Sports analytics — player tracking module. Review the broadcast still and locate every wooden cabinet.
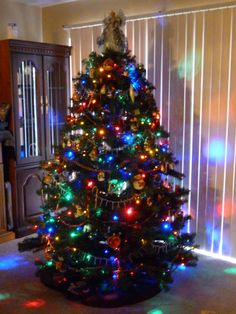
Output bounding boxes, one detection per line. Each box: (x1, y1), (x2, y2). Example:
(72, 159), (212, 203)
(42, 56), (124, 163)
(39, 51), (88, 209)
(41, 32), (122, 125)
(0, 40), (71, 237)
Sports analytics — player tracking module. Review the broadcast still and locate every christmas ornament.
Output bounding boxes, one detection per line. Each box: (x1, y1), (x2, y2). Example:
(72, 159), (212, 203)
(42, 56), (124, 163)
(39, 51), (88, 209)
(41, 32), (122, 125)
(129, 84), (135, 102)
(55, 261), (63, 270)
(83, 224), (92, 232)
(89, 147), (98, 161)
(43, 175), (53, 185)
(133, 173), (145, 190)
(90, 68), (95, 78)
(130, 117), (138, 131)
(74, 205), (82, 218)
(103, 58), (114, 71)
(107, 234), (121, 249)
(147, 197), (153, 206)
(97, 171), (105, 182)
(72, 91), (80, 101)
(101, 84), (106, 94)
(108, 179), (128, 196)
(163, 179), (170, 189)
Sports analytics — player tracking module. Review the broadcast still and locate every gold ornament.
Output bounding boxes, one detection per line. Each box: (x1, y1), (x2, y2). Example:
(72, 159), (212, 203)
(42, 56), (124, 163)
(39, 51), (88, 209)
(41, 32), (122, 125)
(129, 84), (135, 103)
(130, 117), (138, 132)
(103, 58), (114, 71)
(97, 171), (105, 182)
(147, 197), (153, 206)
(101, 84), (106, 94)
(90, 68), (96, 78)
(72, 91), (80, 101)
(55, 261), (63, 270)
(74, 205), (82, 218)
(144, 138), (152, 151)
(89, 147), (98, 161)
(43, 175), (52, 185)
(133, 173), (145, 190)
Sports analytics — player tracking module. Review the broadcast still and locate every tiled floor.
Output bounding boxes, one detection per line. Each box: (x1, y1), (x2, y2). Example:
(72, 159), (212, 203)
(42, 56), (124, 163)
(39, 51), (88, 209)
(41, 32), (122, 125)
(0, 236), (235, 314)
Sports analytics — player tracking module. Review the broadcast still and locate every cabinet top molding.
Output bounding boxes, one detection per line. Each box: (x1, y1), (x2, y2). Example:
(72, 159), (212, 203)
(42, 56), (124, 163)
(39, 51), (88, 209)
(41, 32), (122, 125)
(1, 39), (71, 57)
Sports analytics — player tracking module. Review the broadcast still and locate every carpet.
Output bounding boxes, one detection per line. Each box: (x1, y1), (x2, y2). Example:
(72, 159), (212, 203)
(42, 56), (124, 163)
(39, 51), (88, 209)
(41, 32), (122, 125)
(0, 236), (235, 314)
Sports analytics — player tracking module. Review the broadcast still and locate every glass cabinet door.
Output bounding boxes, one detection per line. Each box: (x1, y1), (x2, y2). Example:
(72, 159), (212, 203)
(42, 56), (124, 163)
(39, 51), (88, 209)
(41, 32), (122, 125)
(13, 54), (45, 164)
(44, 56), (69, 160)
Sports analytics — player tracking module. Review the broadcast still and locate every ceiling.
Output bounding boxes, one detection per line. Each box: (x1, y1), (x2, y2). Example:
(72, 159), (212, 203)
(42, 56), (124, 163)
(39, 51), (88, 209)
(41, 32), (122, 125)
(12, 0), (78, 7)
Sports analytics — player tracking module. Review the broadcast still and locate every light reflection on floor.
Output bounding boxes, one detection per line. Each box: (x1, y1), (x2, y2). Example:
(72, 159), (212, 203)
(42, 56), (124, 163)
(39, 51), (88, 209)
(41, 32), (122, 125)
(0, 253), (29, 270)
(22, 298), (46, 308)
(147, 310), (163, 314)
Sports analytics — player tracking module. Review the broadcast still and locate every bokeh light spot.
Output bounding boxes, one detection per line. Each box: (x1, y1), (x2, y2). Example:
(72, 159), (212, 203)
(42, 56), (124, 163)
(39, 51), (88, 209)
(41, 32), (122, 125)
(22, 299), (46, 308)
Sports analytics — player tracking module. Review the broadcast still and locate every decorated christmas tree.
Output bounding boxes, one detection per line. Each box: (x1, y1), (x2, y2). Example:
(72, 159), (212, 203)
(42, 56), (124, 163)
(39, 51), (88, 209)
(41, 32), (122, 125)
(37, 11), (197, 306)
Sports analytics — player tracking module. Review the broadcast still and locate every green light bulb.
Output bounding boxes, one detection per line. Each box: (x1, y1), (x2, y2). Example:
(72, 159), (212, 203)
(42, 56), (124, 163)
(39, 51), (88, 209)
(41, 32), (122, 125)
(46, 260), (53, 267)
(95, 208), (102, 217)
(64, 191), (73, 201)
(86, 254), (91, 261)
(70, 232), (78, 238)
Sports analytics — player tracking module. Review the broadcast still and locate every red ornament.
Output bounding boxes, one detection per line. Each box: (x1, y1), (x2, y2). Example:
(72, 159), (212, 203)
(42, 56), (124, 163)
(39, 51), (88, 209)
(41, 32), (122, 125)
(107, 235), (121, 249)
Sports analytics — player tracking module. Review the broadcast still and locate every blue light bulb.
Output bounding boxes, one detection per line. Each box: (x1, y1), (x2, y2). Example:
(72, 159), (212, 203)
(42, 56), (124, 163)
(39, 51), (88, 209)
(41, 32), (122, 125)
(64, 150), (75, 160)
(162, 222), (171, 231)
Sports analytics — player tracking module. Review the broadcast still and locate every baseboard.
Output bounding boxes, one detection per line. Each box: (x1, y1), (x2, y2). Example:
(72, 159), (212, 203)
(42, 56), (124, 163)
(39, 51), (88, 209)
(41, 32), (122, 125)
(0, 231), (15, 243)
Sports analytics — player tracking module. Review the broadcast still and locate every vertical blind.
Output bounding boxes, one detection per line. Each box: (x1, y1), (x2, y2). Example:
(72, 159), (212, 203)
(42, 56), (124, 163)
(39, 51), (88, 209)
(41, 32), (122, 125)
(69, 5), (236, 258)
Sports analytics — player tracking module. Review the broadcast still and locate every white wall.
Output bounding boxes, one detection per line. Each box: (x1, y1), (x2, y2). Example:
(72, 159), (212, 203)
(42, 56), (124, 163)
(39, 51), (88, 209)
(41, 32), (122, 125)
(0, 0), (42, 41)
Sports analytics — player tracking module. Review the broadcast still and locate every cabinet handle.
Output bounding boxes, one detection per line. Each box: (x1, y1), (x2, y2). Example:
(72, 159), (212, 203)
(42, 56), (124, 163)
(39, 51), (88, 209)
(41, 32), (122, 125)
(45, 96), (49, 114)
(40, 96), (44, 115)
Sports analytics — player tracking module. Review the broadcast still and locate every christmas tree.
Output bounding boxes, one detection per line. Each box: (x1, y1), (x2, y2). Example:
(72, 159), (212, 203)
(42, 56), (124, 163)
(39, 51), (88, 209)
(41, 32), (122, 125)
(37, 11), (197, 306)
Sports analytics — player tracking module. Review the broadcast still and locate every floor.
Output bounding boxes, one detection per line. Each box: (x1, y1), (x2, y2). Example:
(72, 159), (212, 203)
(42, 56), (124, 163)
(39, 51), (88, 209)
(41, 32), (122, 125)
(0, 236), (235, 314)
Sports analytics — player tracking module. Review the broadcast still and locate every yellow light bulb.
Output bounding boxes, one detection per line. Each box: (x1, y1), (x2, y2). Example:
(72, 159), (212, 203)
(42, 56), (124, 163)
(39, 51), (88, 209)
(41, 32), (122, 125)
(99, 129), (105, 136)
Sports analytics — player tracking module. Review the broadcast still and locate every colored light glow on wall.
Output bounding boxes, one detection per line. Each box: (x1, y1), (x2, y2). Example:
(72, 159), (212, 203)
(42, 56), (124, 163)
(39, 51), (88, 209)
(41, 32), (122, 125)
(205, 139), (226, 162)
(0, 293), (11, 300)
(224, 267), (236, 275)
(22, 299), (46, 308)
(0, 254), (29, 270)
(177, 50), (201, 80)
(217, 199), (233, 218)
